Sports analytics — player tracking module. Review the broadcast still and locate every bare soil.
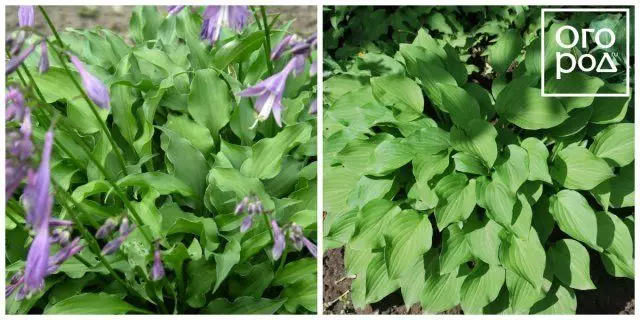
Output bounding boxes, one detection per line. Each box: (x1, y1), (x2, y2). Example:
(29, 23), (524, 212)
(323, 248), (634, 315)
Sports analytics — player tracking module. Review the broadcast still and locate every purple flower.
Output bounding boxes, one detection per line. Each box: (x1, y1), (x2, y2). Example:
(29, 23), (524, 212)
(48, 237), (83, 274)
(50, 227), (71, 245)
(271, 34), (294, 60)
(6, 43), (36, 75)
(289, 223), (317, 257)
(101, 236), (126, 255)
(234, 196), (249, 214)
(23, 130), (53, 230)
(5, 109), (33, 200)
(18, 6), (35, 27)
(151, 247), (165, 281)
(240, 215), (253, 233)
(69, 55), (110, 109)
(95, 217), (118, 239)
(39, 41), (49, 73)
(6, 86), (27, 122)
(309, 98), (317, 115)
(5, 272), (24, 298)
(201, 6), (250, 45)
(49, 218), (73, 227)
(271, 220), (285, 260)
(23, 229), (50, 295)
(239, 56), (303, 128)
(167, 5), (186, 16)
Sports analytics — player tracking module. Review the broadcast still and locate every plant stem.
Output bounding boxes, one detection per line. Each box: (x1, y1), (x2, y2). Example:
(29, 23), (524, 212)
(39, 7), (129, 177)
(73, 255), (94, 268)
(262, 213), (275, 243)
(260, 6), (275, 75)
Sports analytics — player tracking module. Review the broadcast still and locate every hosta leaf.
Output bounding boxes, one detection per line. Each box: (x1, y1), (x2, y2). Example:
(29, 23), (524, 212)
(550, 145), (614, 190)
(439, 224), (473, 274)
(44, 293), (150, 314)
(453, 152), (489, 176)
(347, 176), (395, 209)
(495, 78), (568, 130)
(549, 190), (601, 251)
(213, 31), (267, 69)
(499, 227), (546, 289)
(460, 262), (505, 314)
(366, 138), (413, 176)
(241, 123), (312, 179)
(399, 255), (426, 306)
(350, 199), (401, 249)
(281, 275), (316, 313)
(506, 270), (544, 314)
(437, 84), (481, 127)
(413, 150), (450, 183)
(520, 137), (552, 183)
(530, 279), (577, 314)
(596, 211), (634, 275)
(492, 145), (529, 193)
(159, 127), (208, 204)
(485, 180), (529, 238)
(464, 215), (503, 265)
(212, 239), (241, 293)
(590, 84), (630, 124)
(208, 167), (275, 211)
(273, 258), (316, 286)
(405, 127), (450, 154)
(545, 72), (604, 111)
(203, 297), (285, 314)
(116, 172), (194, 197)
(421, 250), (468, 313)
(591, 163), (634, 209)
(589, 123), (634, 167)
(164, 114), (214, 156)
(601, 251), (634, 279)
(384, 210), (432, 279)
(370, 74), (424, 121)
(365, 251), (399, 304)
(188, 69), (232, 142)
(487, 29), (523, 73)
(435, 179), (476, 230)
(450, 119), (498, 168)
(548, 239), (596, 290)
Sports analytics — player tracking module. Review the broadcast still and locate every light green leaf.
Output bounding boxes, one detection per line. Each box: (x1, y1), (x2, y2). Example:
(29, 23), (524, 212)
(492, 145), (529, 193)
(548, 239), (596, 290)
(464, 216), (503, 265)
(188, 69), (232, 142)
(551, 145), (614, 190)
(366, 138), (413, 176)
(365, 252), (399, 304)
(213, 31), (267, 69)
(203, 297), (285, 314)
(453, 152), (489, 176)
(460, 262), (505, 314)
(450, 119), (498, 168)
(370, 75), (424, 121)
(589, 123), (634, 167)
(487, 29), (523, 73)
(350, 199), (401, 250)
(520, 137), (552, 183)
(117, 172), (194, 197)
(420, 250), (468, 313)
(164, 114), (214, 156)
(437, 84), (481, 127)
(499, 227), (546, 289)
(435, 179), (476, 230)
(45, 293), (150, 314)
(383, 210), (432, 279)
(549, 190), (601, 251)
(439, 224), (473, 274)
(545, 72), (604, 111)
(506, 270), (544, 314)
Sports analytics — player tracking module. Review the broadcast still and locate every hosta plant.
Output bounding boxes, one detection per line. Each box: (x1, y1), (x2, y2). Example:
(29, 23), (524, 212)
(6, 5), (317, 314)
(324, 6), (633, 315)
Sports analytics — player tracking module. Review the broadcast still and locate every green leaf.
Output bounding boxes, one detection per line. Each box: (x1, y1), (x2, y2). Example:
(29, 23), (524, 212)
(548, 239), (596, 290)
(492, 145), (529, 193)
(159, 127), (209, 205)
(347, 176), (394, 209)
(596, 212), (634, 280)
(365, 251), (399, 304)
(439, 224), (473, 274)
(404, 127), (450, 155)
(282, 276), (317, 313)
(551, 145), (614, 190)
(590, 85), (630, 124)
(589, 123), (634, 167)
(212, 239), (241, 293)
(453, 152), (489, 176)
(506, 270), (544, 314)
(545, 72), (604, 111)
(273, 258), (317, 286)
(384, 210), (432, 279)
(350, 199), (401, 249)
(188, 69), (233, 143)
(164, 114), (215, 156)
(499, 227), (546, 289)
(203, 297), (285, 314)
(495, 78), (568, 130)
(213, 31), (267, 69)
(208, 167), (275, 211)
(460, 262), (505, 314)
(484, 181), (517, 234)
(530, 279), (577, 314)
(437, 84), (481, 127)
(464, 216), (503, 265)
(435, 178), (476, 230)
(241, 123), (312, 179)
(186, 258), (217, 308)
(370, 74), (424, 121)
(45, 293), (150, 314)
(487, 29), (523, 73)
(117, 172), (194, 197)
(549, 190), (601, 251)
(520, 137), (552, 183)
(366, 138), (414, 176)
(420, 252), (468, 313)
(450, 119), (498, 169)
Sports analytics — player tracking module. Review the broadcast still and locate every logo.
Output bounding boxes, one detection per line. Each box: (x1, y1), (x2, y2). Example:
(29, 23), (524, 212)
(541, 8), (629, 97)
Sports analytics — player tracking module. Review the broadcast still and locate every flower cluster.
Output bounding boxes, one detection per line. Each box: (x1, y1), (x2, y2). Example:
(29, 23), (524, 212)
(95, 216), (137, 255)
(166, 5), (250, 45)
(234, 196), (317, 260)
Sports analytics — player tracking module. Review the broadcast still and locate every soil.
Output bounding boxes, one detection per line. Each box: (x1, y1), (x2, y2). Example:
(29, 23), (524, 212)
(5, 5), (316, 38)
(324, 247), (634, 315)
